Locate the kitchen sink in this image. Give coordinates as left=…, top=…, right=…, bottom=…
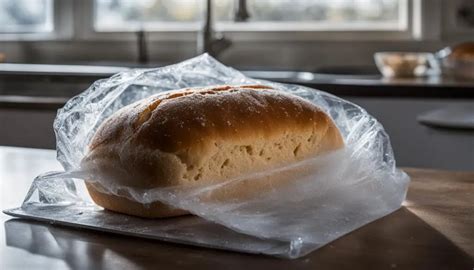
left=243, top=70, right=381, bottom=83
left=242, top=65, right=381, bottom=83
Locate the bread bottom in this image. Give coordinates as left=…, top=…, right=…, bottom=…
left=85, top=150, right=335, bottom=218
left=85, top=182, right=188, bottom=218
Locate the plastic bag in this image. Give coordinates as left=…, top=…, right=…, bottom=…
left=21, top=54, right=410, bottom=258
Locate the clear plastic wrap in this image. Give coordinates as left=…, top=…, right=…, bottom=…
left=19, top=54, right=410, bottom=258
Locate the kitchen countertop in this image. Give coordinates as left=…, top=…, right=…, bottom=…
left=1, top=77, right=473, bottom=111
left=244, top=70, right=474, bottom=98
left=1, top=64, right=474, bottom=111
left=0, top=146, right=473, bottom=269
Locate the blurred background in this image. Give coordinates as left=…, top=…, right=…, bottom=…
left=0, top=0, right=473, bottom=170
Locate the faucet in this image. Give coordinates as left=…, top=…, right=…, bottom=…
left=198, top=0, right=250, bottom=57
left=136, top=29, right=149, bottom=65
left=234, top=0, right=250, bottom=22
left=197, top=0, right=231, bottom=57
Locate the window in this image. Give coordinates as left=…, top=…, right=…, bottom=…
left=93, top=0, right=407, bottom=32
left=217, top=0, right=405, bottom=31
left=0, top=0, right=416, bottom=40
left=94, top=0, right=202, bottom=31
left=0, top=0, right=53, bottom=33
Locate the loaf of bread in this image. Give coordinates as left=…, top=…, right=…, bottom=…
left=82, top=85, right=344, bottom=218
left=449, top=42, right=474, bottom=61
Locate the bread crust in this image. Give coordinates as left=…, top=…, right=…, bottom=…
left=449, top=42, right=474, bottom=60
left=83, top=85, right=344, bottom=218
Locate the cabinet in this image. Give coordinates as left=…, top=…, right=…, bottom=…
left=344, top=97, right=474, bottom=171
left=0, top=109, right=57, bottom=149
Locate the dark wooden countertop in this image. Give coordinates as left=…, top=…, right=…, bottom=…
left=0, top=146, right=473, bottom=269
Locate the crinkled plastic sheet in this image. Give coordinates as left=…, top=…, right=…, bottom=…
left=20, top=54, right=409, bottom=259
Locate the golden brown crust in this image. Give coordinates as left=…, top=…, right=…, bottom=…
left=83, top=85, right=344, bottom=218
left=449, top=42, right=474, bottom=60
left=90, top=84, right=324, bottom=152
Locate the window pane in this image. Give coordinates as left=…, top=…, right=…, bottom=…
left=216, top=0, right=404, bottom=29
left=94, top=0, right=202, bottom=31
left=0, top=0, right=53, bottom=33
left=94, top=0, right=405, bottom=31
